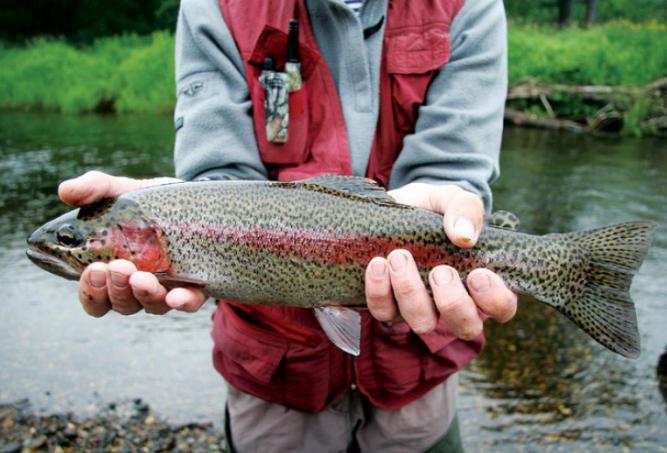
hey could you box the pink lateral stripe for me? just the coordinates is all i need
[166,222,480,270]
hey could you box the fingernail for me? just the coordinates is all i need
[432,267,453,286]
[110,271,128,289]
[469,273,491,292]
[370,259,387,278]
[89,270,106,288]
[454,217,476,243]
[389,252,407,271]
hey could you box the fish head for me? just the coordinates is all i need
[27,198,170,280]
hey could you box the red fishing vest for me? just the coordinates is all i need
[212,0,484,413]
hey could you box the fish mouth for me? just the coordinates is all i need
[26,248,81,281]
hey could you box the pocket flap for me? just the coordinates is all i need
[223,336,287,383]
[385,23,451,74]
[215,305,288,383]
[249,25,320,79]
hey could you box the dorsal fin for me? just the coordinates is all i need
[271,174,410,209]
[485,210,521,231]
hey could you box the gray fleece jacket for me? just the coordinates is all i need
[173,0,507,210]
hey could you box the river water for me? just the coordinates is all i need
[0,112,665,451]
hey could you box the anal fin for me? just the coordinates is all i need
[314,307,361,356]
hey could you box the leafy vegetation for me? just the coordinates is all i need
[2,0,664,44]
[0,22,665,129]
[505,21,667,136]
[509,21,667,86]
[0,33,174,113]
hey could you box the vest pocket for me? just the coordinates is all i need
[213,304,288,388]
[280,338,333,412]
[384,24,452,132]
[248,77,310,165]
[370,322,426,394]
[246,25,322,168]
[212,303,335,412]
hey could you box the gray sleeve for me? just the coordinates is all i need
[173,0,267,182]
[388,0,508,212]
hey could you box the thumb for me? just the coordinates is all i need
[59,171,141,206]
[59,171,180,207]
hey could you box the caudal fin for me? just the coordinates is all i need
[557,222,654,358]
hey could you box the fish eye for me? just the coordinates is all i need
[56,224,84,247]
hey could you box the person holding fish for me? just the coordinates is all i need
[57,0,518,451]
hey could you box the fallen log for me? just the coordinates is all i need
[504,108,588,133]
[508,78,667,101]
[505,78,667,136]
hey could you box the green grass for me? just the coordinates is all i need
[0,22,666,113]
[509,20,667,86]
[0,32,174,113]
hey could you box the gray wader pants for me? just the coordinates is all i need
[224,375,463,453]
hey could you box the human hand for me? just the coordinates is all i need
[364,183,517,340]
[58,171,207,317]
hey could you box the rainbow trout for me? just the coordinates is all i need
[26,175,654,358]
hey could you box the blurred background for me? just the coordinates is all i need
[0,1,665,451]
[1,0,666,135]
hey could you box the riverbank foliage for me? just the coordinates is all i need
[0,22,666,116]
[2,0,665,43]
[0,33,174,113]
[506,21,667,136]
[509,21,667,86]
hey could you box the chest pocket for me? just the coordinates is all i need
[384,23,452,132]
[246,25,322,168]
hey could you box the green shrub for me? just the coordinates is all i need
[0,23,665,114]
[0,39,106,112]
[509,21,667,86]
[0,33,175,113]
[623,95,652,137]
[111,32,175,112]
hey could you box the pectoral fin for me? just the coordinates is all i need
[154,273,209,290]
[314,307,361,356]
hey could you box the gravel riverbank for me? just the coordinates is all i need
[0,399,226,452]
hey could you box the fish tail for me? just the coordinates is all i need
[555,221,655,358]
